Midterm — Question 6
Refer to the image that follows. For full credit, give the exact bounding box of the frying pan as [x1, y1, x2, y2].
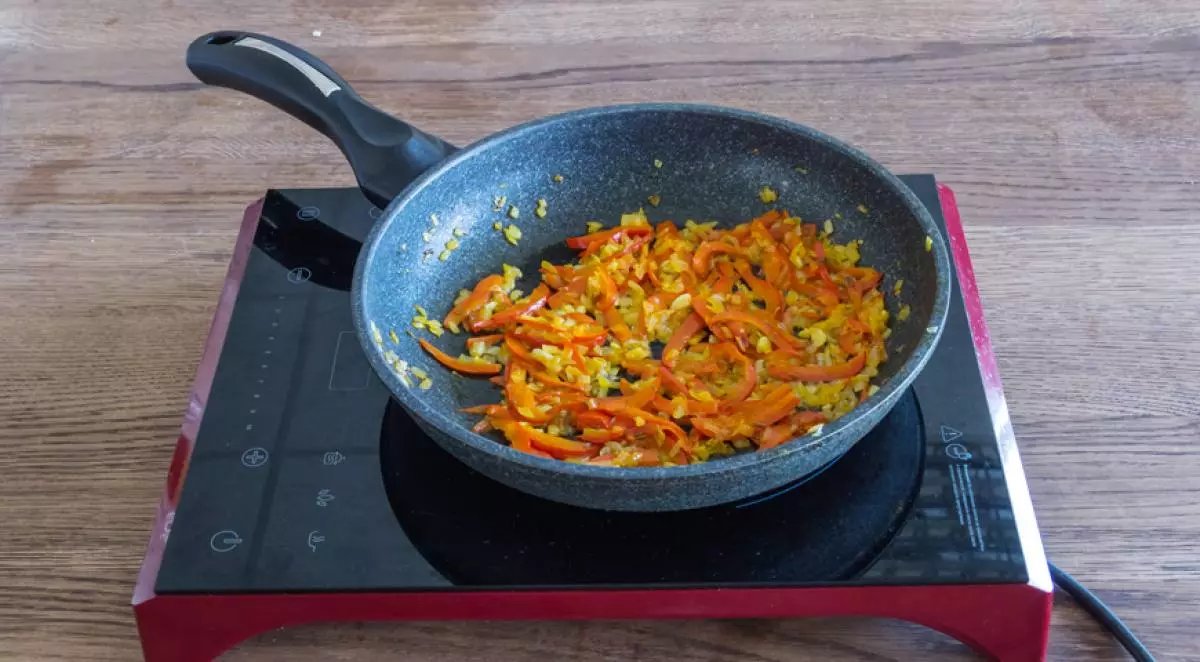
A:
[187, 31, 951, 512]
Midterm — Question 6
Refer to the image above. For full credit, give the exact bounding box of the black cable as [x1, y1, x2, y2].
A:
[1050, 562, 1156, 662]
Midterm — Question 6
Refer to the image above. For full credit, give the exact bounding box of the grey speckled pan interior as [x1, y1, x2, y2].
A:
[188, 30, 951, 511]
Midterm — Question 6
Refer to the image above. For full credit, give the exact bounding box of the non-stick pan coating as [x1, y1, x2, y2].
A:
[353, 104, 950, 510]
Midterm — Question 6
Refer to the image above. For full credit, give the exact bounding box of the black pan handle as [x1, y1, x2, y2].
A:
[187, 31, 457, 207]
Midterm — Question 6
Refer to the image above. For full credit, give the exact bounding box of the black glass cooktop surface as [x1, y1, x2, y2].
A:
[155, 175, 1027, 593]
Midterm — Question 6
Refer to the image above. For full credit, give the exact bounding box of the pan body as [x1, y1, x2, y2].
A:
[352, 104, 950, 511]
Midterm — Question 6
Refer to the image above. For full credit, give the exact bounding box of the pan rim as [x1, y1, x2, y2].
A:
[352, 102, 952, 483]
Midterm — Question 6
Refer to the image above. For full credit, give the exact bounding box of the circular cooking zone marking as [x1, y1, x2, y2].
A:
[380, 390, 925, 585]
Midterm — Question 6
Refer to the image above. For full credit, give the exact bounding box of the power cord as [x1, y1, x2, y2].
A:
[1050, 562, 1155, 662]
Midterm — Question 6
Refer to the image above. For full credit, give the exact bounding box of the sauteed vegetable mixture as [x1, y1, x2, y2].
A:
[419, 208, 890, 467]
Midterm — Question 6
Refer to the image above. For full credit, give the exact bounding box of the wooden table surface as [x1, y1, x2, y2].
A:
[2, 0, 1198, 660]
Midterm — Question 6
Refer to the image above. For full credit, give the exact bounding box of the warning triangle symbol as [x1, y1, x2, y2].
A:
[940, 425, 963, 444]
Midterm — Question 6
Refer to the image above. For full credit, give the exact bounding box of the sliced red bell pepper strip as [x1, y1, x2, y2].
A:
[503, 335, 540, 364]
[692, 241, 744, 275]
[576, 411, 615, 429]
[471, 284, 551, 332]
[494, 419, 549, 457]
[628, 448, 661, 466]
[570, 343, 588, 370]
[418, 338, 502, 376]
[604, 307, 632, 342]
[592, 402, 688, 443]
[708, 309, 803, 352]
[466, 334, 504, 351]
[848, 269, 882, 299]
[711, 343, 756, 405]
[662, 312, 705, 367]
[690, 413, 754, 441]
[766, 352, 866, 382]
[734, 384, 799, 427]
[505, 363, 555, 423]
[444, 274, 505, 328]
[565, 225, 652, 251]
[659, 365, 689, 395]
[593, 268, 618, 310]
[734, 260, 783, 316]
[579, 428, 625, 443]
[759, 410, 828, 449]
[750, 209, 786, 226]
[509, 423, 596, 458]
[528, 368, 589, 394]
[791, 279, 841, 308]
[839, 318, 870, 354]
[461, 403, 506, 415]
[596, 377, 660, 411]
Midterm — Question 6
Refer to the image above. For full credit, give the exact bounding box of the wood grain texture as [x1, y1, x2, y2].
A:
[1, 0, 1198, 659]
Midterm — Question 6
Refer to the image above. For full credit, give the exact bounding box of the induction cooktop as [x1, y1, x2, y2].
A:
[133, 175, 1052, 661]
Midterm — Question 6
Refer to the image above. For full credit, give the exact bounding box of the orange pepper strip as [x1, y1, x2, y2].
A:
[418, 338, 502, 376]
[736, 384, 800, 427]
[509, 329, 563, 347]
[515, 316, 560, 331]
[767, 353, 867, 382]
[504, 335, 540, 364]
[576, 411, 615, 429]
[791, 279, 841, 309]
[593, 402, 688, 443]
[690, 414, 755, 441]
[570, 343, 588, 370]
[445, 274, 504, 328]
[605, 235, 652, 263]
[849, 270, 882, 299]
[709, 309, 803, 352]
[759, 411, 828, 449]
[462, 404, 506, 415]
[539, 264, 565, 289]
[528, 369, 589, 394]
[629, 448, 662, 466]
[762, 243, 791, 286]
[692, 241, 744, 275]
[493, 420, 546, 457]
[547, 270, 593, 308]
[709, 276, 749, 349]
[759, 422, 793, 449]
[734, 260, 783, 316]
[510, 423, 597, 458]
[593, 268, 618, 310]
[618, 359, 657, 379]
[596, 377, 660, 411]
[579, 428, 625, 443]
[750, 209, 786, 226]
[711, 343, 756, 405]
[659, 365, 689, 395]
[505, 364, 552, 423]
[839, 318, 870, 354]
[565, 225, 652, 251]
[471, 284, 550, 332]
[604, 307, 632, 342]
[467, 334, 504, 348]
[835, 266, 878, 279]
[662, 312, 705, 367]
